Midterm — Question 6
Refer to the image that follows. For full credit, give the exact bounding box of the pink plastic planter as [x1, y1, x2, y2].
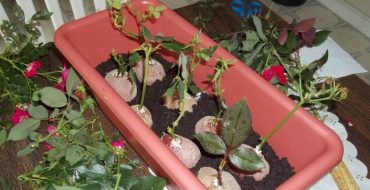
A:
[54, 0, 343, 189]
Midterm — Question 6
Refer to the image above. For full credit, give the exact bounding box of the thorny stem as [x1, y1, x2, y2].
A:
[114, 154, 122, 190]
[257, 100, 304, 150]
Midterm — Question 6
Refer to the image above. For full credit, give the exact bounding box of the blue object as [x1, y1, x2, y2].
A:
[246, 2, 262, 17]
[231, 0, 246, 17]
[231, 0, 262, 18]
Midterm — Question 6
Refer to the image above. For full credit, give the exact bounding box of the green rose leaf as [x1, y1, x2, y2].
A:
[76, 163, 107, 181]
[194, 132, 226, 155]
[0, 129, 6, 147]
[252, 15, 267, 42]
[86, 142, 109, 160]
[66, 109, 86, 127]
[66, 67, 81, 96]
[131, 175, 167, 190]
[286, 30, 297, 51]
[66, 145, 85, 166]
[29, 132, 42, 141]
[53, 184, 80, 190]
[222, 99, 252, 149]
[48, 137, 68, 149]
[142, 26, 152, 40]
[313, 30, 331, 46]
[39, 87, 67, 108]
[107, 0, 122, 10]
[229, 147, 264, 171]
[161, 41, 187, 52]
[28, 104, 48, 119]
[47, 147, 66, 161]
[7, 118, 41, 141]
[17, 143, 35, 157]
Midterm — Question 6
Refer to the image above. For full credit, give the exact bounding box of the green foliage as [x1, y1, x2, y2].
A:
[17, 143, 36, 157]
[0, 176, 11, 190]
[0, 129, 7, 147]
[194, 132, 226, 155]
[38, 87, 68, 108]
[66, 68, 82, 96]
[7, 118, 41, 141]
[229, 147, 265, 171]
[221, 99, 252, 149]
[0, 5, 52, 125]
[28, 104, 48, 119]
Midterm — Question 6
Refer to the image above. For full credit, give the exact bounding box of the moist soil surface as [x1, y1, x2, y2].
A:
[96, 54, 295, 189]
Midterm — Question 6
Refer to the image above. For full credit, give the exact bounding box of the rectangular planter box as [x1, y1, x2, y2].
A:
[54, 0, 343, 189]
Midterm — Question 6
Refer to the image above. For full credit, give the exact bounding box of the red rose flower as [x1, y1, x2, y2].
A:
[24, 60, 42, 78]
[43, 141, 53, 151]
[10, 107, 31, 125]
[111, 139, 124, 149]
[54, 63, 70, 91]
[261, 65, 288, 85]
[47, 125, 59, 137]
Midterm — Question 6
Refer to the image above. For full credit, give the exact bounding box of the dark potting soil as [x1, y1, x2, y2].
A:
[96, 54, 295, 189]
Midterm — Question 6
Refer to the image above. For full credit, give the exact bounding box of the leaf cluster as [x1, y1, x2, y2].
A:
[0, 5, 53, 126]
[194, 100, 264, 172]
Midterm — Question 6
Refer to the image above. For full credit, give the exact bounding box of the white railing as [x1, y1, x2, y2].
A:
[0, 0, 109, 43]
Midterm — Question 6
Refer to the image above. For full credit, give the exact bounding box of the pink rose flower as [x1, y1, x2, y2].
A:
[47, 125, 59, 136]
[10, 107, 31, 125]
[24, 60, 42, 78]
[111, 139, 124, 149]
[261, 65, 288, 85]
[43, 141, 53, 151]
[54, 63, 70, 91]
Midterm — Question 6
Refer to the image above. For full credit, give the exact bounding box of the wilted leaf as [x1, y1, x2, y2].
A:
[252, 15, 267, 42]
[31, 10, 52, 21]
[66, 145, 85, 166]
[131, 175, 167, 190]
[221, 99, 252, 149]
[229, 147, 264, 171]
[7, 118, 41, 141]
[13, 4, 25, 23]
[245, 43, 265, 65]
[66, 68, 81, 96]
[277, 30, 288, 46]
[294, 18, 315, 33]
[39, 87, 67, 108]
[194, 132, 226, 155]
[28, 104, 48, 119]
[17, 143, 35, 157]
[179, 52, 188, 79]
[242, 30, 259, 51]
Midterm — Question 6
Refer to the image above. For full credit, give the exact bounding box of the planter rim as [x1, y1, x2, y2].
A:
[54, 1, 343, 189]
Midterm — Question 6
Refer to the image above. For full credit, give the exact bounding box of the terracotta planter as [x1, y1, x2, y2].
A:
[54, 0, 343, 189]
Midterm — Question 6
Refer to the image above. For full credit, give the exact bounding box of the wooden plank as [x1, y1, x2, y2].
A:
[69, 0, 86, 19]
[0, 2, 9, 22]
[44, 0, 64, 29]
[331, 161, 360, 190]
[93, 0, 107, 12]
[15, 0, 46, 42]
